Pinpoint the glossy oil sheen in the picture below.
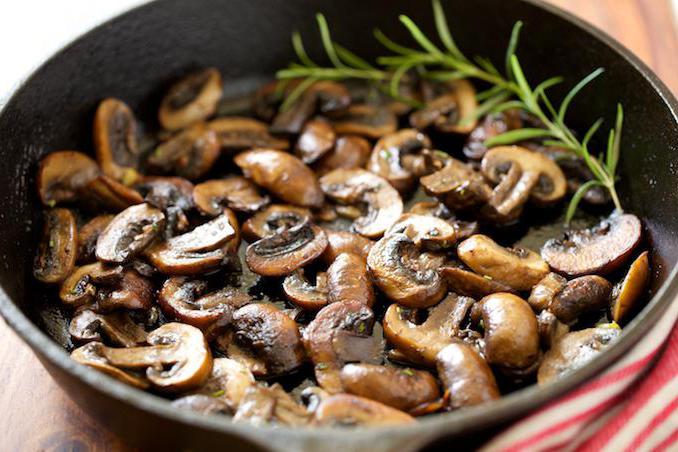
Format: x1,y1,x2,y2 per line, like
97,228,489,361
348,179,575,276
0,0,677,451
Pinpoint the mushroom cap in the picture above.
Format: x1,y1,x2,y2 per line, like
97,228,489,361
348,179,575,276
550,275,612,324
192,358,255,411
77,215,115,263
440,266,516,299
313,394,415,426
80,175,144,212
71,342,149,389
242,204,312,242
411,79,478,134
319,229,374,264
368,129,432,193
194,176,270,216
329,104,398,139
159,68,223,131
207,116,288,151
463,109,522,160
34,208,78,284
527,272,568,312
320,168,403,239
313,135,371,176
148,123,221,181
69,310,147,347
234,149,324,208
295,119,336,164
386,214,458,250
420,158,491,211
327,252,375,307
93,98,141,185
611,251,650,323
59,262,124,307
283,270,329,311
37,151,100,206
541,213,642,277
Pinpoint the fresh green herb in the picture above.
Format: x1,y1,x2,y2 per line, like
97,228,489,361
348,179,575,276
357,322,366,334
401,368,416,377
47,199,57,208
316,362,329,370
49,238,56,248
483,275,493,281
211,389,225,398
596,321,622,330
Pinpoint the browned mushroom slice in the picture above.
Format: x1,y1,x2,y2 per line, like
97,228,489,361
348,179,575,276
295,119,336,164
252,80,287,122
327,253,375,307
440,266,516,299
542,213,643,277
95,203,165,263
550,275,612,324
368,129,432,193
135,177,195,236
528,272,568,312
232,303,306,376
436,343,500,409
478,293,540,373
190,357,255,411
313,135,371,176
242,204,312,242
481,146,567,208
304,301,384,393
93,98,142,185
411,80,478,134
320,169,403,239
234,149,324,208
34,208,77,284
408,201,453,218
194,177,270,216
457,234,549,292
538,327,621,385
537,310,570,350
319,229,374,264
37,151,100,206
383,293,475,366
386,214,458,250
77,215,114,263
329,104,398,139
86,322,212,392
69,310,147,347
421,158,492,211
339,364,440,412
147,123,220,181
71,342,149,389
59,262,123,307
314,394,415,426
146,248,227,276
96,269,154,311
234,383,312,427
611,251,650,323
158,276,251,330
271,81,351,134
283,270,328,311
463,109,523,160
367,233,446,308
159,68,223,131
80,175,144,211
208,116,289,151
246,221,327,277
162,212,236,253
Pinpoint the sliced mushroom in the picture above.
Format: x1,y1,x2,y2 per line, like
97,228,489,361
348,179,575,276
478,293,540,372
481,146,567,207
208,116,288,151
159,68,223,131
77,215,114,263
611,251,650,323
436,343,500,409
245,220,327,277
313,135,371,176
368,233,446,308
463,109,522,160
135,177,195,237
421,158,492,211
234,149,324,208
191,357,255,411
37,151,100,206
147,123,220,181
386,214,458,250
368,129,432,193
96,203,166,263
411,79,478,134
528,272,567,312
158,276,251,330
304,301,384,393
194,177,270,216
440,266,516,299
538,327,621,385
59,262,123,307
329,104,398,139
542,213,642,277
314,394,415,426
383,293,475,366
96,269,154,311
71,342,149,389
536,310,570,350
327,253,375,307
457,234,549,292
550,276,612,324
234,383,311,427
34,208,77,284
320,169,403,238
295,119,336,164
252,80,287,122
339,364,440,412
80,175,144,211
93,98,142,185
84,322,212,392
319,229,374,264
283,270,328,311
232,303,306,376
69,310,147,347
242,204,312,242
271,81,351,134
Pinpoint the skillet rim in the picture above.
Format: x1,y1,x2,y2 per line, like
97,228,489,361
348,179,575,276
0,0,677,448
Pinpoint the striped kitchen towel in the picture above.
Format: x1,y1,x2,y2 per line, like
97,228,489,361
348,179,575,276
483,295,678,452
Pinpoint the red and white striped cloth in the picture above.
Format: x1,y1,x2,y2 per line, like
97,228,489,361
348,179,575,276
483,296,678,452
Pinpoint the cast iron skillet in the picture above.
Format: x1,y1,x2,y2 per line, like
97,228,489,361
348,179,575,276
1,0,677,450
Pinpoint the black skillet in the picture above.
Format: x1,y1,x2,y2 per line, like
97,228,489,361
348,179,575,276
1,0,677,450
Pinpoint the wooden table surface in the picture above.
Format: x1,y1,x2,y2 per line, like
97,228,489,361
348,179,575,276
1,1,677,451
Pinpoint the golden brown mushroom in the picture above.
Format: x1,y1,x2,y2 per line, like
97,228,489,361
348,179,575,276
34,208,77,284
159,68,223,131
37,151,100,206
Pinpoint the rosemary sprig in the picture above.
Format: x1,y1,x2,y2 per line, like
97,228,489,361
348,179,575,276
277,0,625,223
